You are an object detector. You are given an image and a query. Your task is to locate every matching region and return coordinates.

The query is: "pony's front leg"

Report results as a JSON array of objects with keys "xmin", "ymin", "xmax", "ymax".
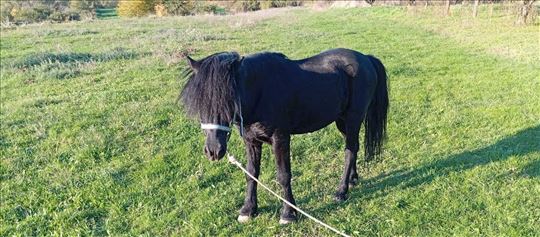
[
  {"xmin": 238, "ymin": 139, "xmax": 262, "ymax": 223},
  {"xmin": 272, "ymin": 132, "xmax": 297, "ymax": 224}
]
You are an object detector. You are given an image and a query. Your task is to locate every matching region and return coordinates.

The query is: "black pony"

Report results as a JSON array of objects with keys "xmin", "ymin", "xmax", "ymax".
[{"xmin": 181, "ymin": 48, "xmax": 389, "ymax": 224}]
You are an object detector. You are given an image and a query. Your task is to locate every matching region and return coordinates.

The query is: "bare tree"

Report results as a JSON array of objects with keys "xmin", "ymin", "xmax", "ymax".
[
  {"xmin": 489, "ymin": 0, "xmax": 494, "ymax": 19},
  {"xmin": 424, "ymin": 0, "xmax": 430, "ymax": 9},
  {"xmin": 517, "ymin": 0, "xmax": 536, "ymax": 24},
  {"xmin": 473, "ymin": 0, "xmax": 480, "ymax": 17},
  {"xmin": 406, "ymin": 0, "xmax": 416, "ymax": 12},
  {"xmin": 445, "ymin": 0, "xmax": 451, "ymax": 16}
]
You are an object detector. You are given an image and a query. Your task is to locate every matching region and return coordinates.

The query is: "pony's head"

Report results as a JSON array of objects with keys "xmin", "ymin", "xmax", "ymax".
[{"xmin": 180, "ymin": 52, "xmax": 242, "ymax": 161}]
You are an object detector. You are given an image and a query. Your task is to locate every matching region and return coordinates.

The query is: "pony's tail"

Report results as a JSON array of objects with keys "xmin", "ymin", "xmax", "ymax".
[{"xmin": 364, "ymin": 55, "xmax": 389, "ymax": 162}]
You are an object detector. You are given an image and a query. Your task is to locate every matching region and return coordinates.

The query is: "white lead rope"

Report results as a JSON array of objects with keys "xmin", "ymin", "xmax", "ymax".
[{"xmin": 227, "ymin": 154, "xmax": 352, "ymax": 237}]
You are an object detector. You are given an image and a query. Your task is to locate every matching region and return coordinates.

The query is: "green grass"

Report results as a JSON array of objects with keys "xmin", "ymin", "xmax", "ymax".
[{"xmin": 1, "ymin": 6, "xmax": 539, "ymax": 236}]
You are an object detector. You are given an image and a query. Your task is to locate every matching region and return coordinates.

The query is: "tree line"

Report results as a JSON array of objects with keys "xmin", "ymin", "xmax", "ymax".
[
  {"xmin": 0, "ymin": 0, "xmax": 536, "ymax": 26},
  {"xmin": 117, "ymin": 0, "xmax": 302, "ymax": 17},
  {"xmin": 0, "ymin": 1, "xmax": 303, "ymax": 24}
]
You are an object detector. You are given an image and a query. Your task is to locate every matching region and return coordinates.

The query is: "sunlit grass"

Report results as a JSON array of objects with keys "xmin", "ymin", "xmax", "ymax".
[{"xmin": 1, "ymin": 6, "xmax": 539, "ymax": 236}]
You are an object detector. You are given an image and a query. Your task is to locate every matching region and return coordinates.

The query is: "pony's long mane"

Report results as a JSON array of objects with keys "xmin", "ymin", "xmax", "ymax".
[{"xmin": 180, "ymin": 52, "xmax": 241, "ymax": 122}]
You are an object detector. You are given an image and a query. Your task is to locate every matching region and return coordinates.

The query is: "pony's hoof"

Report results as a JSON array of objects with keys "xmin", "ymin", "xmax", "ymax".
[
  {"xmin": 237, "ymin": 215, "xmax": 251, "ymax": 223},
  {"xmin": 279, "ymin": 218, "xmax": 295, "ymax": 225},
  {"xmin": 348, "ymin": 179, "xmax": 359, "ymax": 188},
  {"xmin": 334, "ymin": 193, "xmax": 347, "ymax": 202}
]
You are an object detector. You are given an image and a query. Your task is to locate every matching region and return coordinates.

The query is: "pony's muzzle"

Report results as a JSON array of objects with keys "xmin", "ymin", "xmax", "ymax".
[{"xmin": 204, "ymin": 144, "xmax": 226, "ymax": 161}]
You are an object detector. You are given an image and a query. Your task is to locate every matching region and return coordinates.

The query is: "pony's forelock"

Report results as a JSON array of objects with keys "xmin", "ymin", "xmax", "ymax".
[{"xmin": 180, "ymin": 52, "xmax": 241, "ymax": 123}]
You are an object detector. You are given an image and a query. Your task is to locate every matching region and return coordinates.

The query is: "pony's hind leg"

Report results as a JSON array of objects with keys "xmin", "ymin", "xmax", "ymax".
[
  {"xmin": 335, "ymin": 117, "xmax": 362, "ymax": 202},
  {"xmin": 336, "ymin": 119, "xmax": 359, "ymax": 187}
]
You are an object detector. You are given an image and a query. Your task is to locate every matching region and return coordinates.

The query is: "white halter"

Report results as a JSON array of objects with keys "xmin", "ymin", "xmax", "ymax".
[
  {"xmin": 200, "ymin": 123, "xmax": 231, "ymax": 132},
  {"xmin": 200, "ymin": 105, "xmax": 244, "ymax": 136}
]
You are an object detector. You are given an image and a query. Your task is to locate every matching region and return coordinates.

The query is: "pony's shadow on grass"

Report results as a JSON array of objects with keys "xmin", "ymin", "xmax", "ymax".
[
  {"xmin": 520, "ymin": 158, "xmax": 540, "ymax": 177},
  {"xmin": 306, "ymin": 124, "xmax": 540, "ymax": 214}
]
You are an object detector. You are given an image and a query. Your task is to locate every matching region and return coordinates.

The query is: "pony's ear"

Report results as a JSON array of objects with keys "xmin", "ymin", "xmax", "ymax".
[{"xmin": 186, "ymin": 56, "xmax": 201, "ymax": 72}]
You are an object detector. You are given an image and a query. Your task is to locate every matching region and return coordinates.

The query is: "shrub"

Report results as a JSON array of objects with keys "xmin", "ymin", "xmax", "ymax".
[
  {"xmin": 230, "ymin": 0, "xmax": 261, "ymax": 12},
  {"xmin": 48, "ymin": 11, "xmax": 67, "ymax": 22},
  {"xmin": 286, "ymin": 1, "xmax": 303, "ymax": 7},
  {"xmin": 199, "ymin": 4, "xmax": 217, "ymax": 14},
  {"xmin": 195, "ymin": 3, "xmax": 225, "ymax": 15},
  {"xmin": 270, "ymin": 0, "xmax": 288, "ymax": 8},
  {"xmin": 272, "ymin": 0, "xmax": 302, "ymax": 8},
  {"xmin": 160, "ymin": 1, "xmax": 227, "ymax": 16},
  {"xmin": 1, "ymin": 2, "xmax": 16, "ymax": 23},
  {"xmin": 69, "ymin": 0, "xmax": 97, "ymax": 20},
  {"xmin": 118, "ymin": 0, "xmax": 155, "ymax": 17},
  {"xmin": 236, "ymin": 0, "xmax": 300, "ymax": 12},
  {"xmin": 69, "ymin": 0, "xmax": 92, "ymax": 11},
  {"xmin": 65, "ymin": 10, "xmax": 81, "ymax": 21},
  {"xmin": 32, "ymin": 6, "xmax": 53, "ymax": 20},
  {"xmin": 261, "ymin": 0, "xmax": 303, "ymax": 9},
  {"xmin": 161, "ymin": 0, "xmax": 196, "ymax": 16},
  {"xmin": 1, "ymin": 1, "xmax": 83, "ymax": 24},
  {"xmin": 155, "ymin": 3, "xmax": 167, "ymax": 17},
  {"xmin": 242, "ymin": 0, "xmax": 261, "ymax": 12},
  {"xmin": 12, "ymin": 6, "xmax": 52, "ymax": 24},
  {"xmin": 47, "ymin": 10, "xmax": 80, "ymax": 23}
]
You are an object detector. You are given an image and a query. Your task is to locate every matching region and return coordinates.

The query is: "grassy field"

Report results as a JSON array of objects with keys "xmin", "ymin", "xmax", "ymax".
[{"xmin": 1, "ymin": 6, "xmax": 539, "ymax": 236}]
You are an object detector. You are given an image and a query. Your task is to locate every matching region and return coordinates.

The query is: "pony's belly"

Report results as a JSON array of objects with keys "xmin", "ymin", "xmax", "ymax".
[
  {"xmin": 289, "ymin": 91, "xmax": 344, "ymax": 134},
  {"xmin": 290, "ymin": 115, "xmax": 338, "ymax": 134},
  {"xmin": 290, "ymin": 121, "xmax": 334, "ymax": 134}
]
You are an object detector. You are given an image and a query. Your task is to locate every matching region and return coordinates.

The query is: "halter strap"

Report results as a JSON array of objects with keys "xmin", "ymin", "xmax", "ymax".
[
  {"xmin": 200, "ymin": 123, "xmax": 232, "ymax": 132},
  {"xmin": 233, "ymin": 104, "xmax": 245, "ymax": 137}
]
